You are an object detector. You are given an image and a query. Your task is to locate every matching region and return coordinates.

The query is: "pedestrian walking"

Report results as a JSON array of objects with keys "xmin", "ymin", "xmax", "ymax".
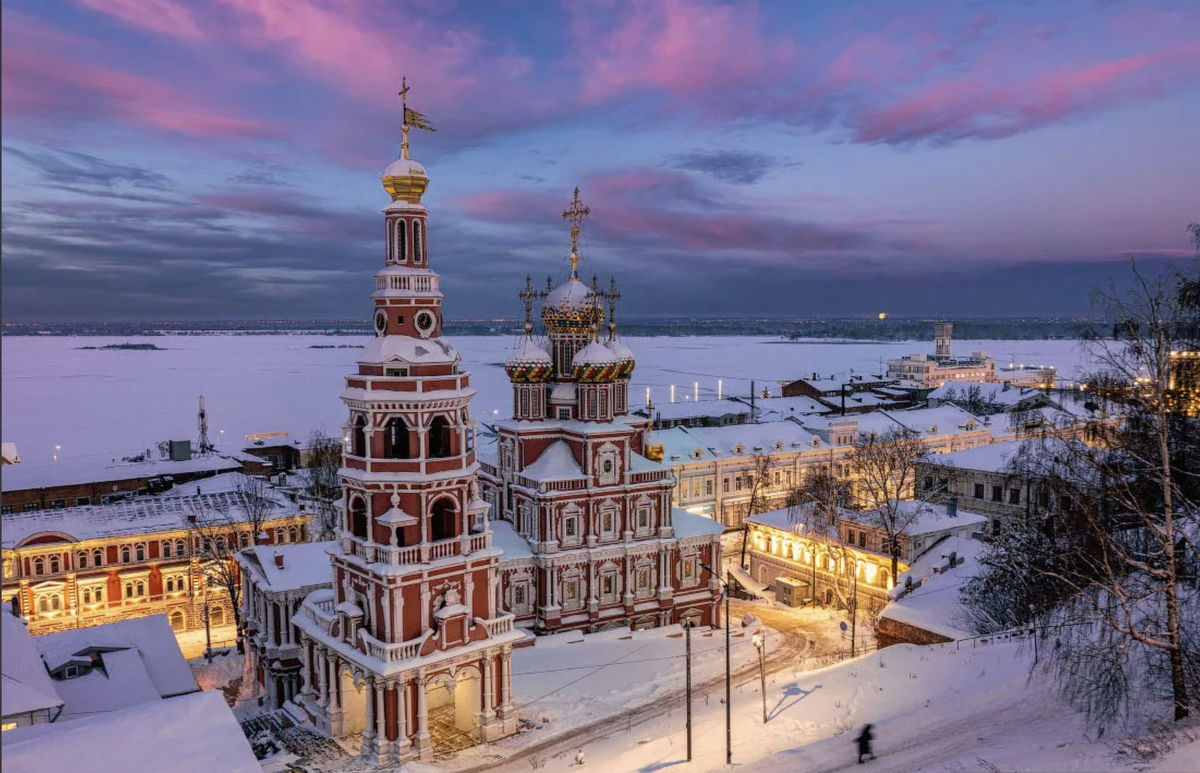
[{"xmin": 855, "ymin": 723, "xmax": 875, "ymax": 764}]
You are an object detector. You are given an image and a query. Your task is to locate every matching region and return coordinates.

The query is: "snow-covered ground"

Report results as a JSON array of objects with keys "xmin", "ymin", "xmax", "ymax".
[
  {"xmin": 477, "ymin": 638, "xmax": 1198, "ymax": 773},
  {"xmin": 0, "ymin": 335, "xmax": 1092, "ymax": 464}
]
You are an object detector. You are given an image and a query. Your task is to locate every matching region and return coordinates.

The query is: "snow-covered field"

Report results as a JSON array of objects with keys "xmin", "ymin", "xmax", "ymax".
[{"xmin": 1, "ymin": 335, "xmax": 1093, "ymax": 464}]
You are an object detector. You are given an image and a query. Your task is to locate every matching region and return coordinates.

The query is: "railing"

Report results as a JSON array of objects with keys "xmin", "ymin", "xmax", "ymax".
[
  {"xmin": 360, "ymin": 629, "xmax": 424, "ymax": 663},
  {"xmin": 480, "ymin": 614, "xmax": 515, "ymax": 638},
  {"xmin": 378, "ymin": 544, "xmax": 422, "ymax": 566},
  {"xmin": 376, "ymin": 274, "xmax": 438, "ymax": 293},
  {"xmin": 429, "ymin": 539, "xmax": 457, "ymax": 560},
  {"xmin": 464, "ymin": 532, "xmax": 491, "ymax": 553}
]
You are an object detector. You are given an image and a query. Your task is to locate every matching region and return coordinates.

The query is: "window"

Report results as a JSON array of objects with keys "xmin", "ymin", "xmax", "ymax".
[
  {"xmin": 135, "ymin": 544, "xmax": 146, "ymax": 561},
  {"xmin": 564, "ymin": 580, "xmax": 578, "ymax": 602},
  {"xmin": 76, "ymin": 551, "xmax": 87, "ymax": 569},
  {"xmin": 49, "ymin": 556, "xmax": 60, "ymax": 574},
  {"xmin": 602, "ymin": 575, "xmax": 615, "ymax": 595},
  {"xmin": 351, "ymin": 414, "xmax": 367, "ymax": 458},
  {"xmin": 637, "ymin": 507, "xmax": 649, "ymax": 529},
  {"xmin": 24, "ymin": 503, "xmax": 38, "ymax": 513},
  {"xmin": 384, "ymin": 417, "xmax": 410, "ymax": 459},
  {"xmin": 923, "ymin": 476, "xmax": 933, "ymax": 491},
  {"xmin": 513, "ymin": 584, "xmax": 526, "ymax": 606},
  {"xmin": 991, "ymin": 485, "xmax": 1003, "ymax": 502},
  {"xmin": 413, "ymin": 221, "xmax": 423, "ymax": 263},
  {"xmin": 846, "ymin": 528, "xmax": 856, "ymax": 545},
  {"xmin": 50, "ymin": 499, "xmax": 65, "ymax": 509},
  {"xmin": 33, "ymin": 557, "xmax": 45, "ymax": 576},
  {"xmin": 564, "ymin": 518, "xmax": 577, "ymax": 538},
  {"xmin": 858, "ymin": 532, "xmax": 866, "ymax": 548},
  {"xmin": 239, "ymin": 533, "xmax": 250, "ymax": 548},
  {"xmin": 210, "ymin": 607, "xmax": 225, "ymax": 626},
  {"xmin": 705, "ymin": 479, "xmax": 713, "ymax": 496},
  {"xmin": 973, "ymin": 483, "xmax": 985, "ymax": 499},
  {"xmin": 722, "ymin": 478, "xmax": 730, "ymax": 494},
  {"xmin": 395, "ymin": 219, "xmax": 407, "ymax": 262},
  {"xmin": 636, "ymin": 569, "xmax": 650, "ymax": 590},
  {"xmin": 427, "ymin": 416, "xmax": 453, "ymax": 458},
  {"xmin": 431, "ymin": 498, "xmax": 456, "ymax": 542},
  {"xmin": 0, "ymin": 506, "xmax": 10, "ymax": 515},
  {"xmin": 91, "ymin": 549, "xmax": 103, "ymax": 567},
  {"xmin": 557, "ymin": 407, "xmax": 571, "ymax": 419},
  {"xmin": 602, "ymin": 511, "xmax": 615, "ymax": 533},
  {"xmin": 175, "ymin": 539, "xmax": 187, "ymax": 556},
  {"xmin": 121, "ymin": 546, "xmax": 131, "ymax": 563},
  {"xmin": 169, "ymin": 610, "xmax": 186, "ymax": 630},
  {"xmin": 162, "ymin": 541, "xmax": 172, "ymax": 558},
  {"xmin": 288, "ymin": 526, "xmax": 298, "ymax": 543},
  {"xmin": 82, "ymin": 586, "xmax": 103, "ymax": 605},
  {"xmin": 1037, "ymin": 490, "xmax": 1050, "ymax": 509},
  {"xmin": 76, "ymin": 497, "xmax": 90, "ymax": 507},
  {"xmin": 1008, "ymin": 488, "xmax": 1020, "ymax": 505}
]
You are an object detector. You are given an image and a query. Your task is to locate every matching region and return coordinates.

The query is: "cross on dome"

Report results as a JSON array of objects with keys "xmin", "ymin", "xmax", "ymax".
[{"xmin": 562, "ymin": 187, "xmax": 591, "ymax": 279}]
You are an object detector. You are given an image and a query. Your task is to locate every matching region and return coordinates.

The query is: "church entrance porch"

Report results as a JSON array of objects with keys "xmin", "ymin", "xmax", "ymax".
[{"xmin": 426, "ymin": 670, "xmax": 483, "ymax": 757}]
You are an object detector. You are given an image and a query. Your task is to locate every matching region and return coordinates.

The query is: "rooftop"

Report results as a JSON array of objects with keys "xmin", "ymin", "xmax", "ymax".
[
  {"xmin": 1, "ymin": 453, "xmax": 245, "ymax": 493},
  {"xmin": 239, "ymin": 541, "xmax": 336, "ymax": 592},
  {"xmin": 640, "ymin": 399, "xmax": 751, "ymax": 422},
  {"xmin": 490, "ymin": 519, "xmax": 534, "ymax": 561},
  {"xmin": 649, "ymin": 422, "xmax": 817, "ymax": 463},
  {"xmin": 881, "ymin": 535, "xmax": 985, "ymax": 640},
  {"xmin": 923, "ymin": 440, "xmax": 1024, "ymax": 474},
  {"xmin": 1, "ymin": 607, "xmax": 62, "ymax": 719},
  {"xmin": 519, "ymin": 440, "xmax": 586, "ymax": 481}
]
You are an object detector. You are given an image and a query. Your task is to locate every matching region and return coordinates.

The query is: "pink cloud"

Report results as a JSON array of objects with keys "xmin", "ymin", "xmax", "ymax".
[
  {"xmin": 72, "ymin": 0, "xmax": 205, "ymax": 40},
  {"xmin": 850, "ymin": 44, "xmax": 1200, "ymax": 144},
  {"xmin": 572, "ymin": 0, "xmax": 796, "ymax": 107}
]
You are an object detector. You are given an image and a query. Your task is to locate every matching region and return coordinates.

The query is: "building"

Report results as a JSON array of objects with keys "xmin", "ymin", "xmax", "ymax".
[
  {"xmin": 996, "ymin": 362, "xmax": 1057, "ymax": 388},
  {"xmin": 885, "ymin": 322, "xmax": 997, "ymax": 389},
  {"xmin": 241, "ymin": 433, "xmax": 304, "ymax": 471},
  {"xmin": 926, "ymin": 381, "xmax": 1057, "ymax": 415},
  {"xmin": 635, "ymin": 399, "xmax": 750, "ymax": 430},
  {"xmin": 1, "ymin": 484, "xmax": 309, "ymax": 637},
  {"xmin": 782, "ymin": 373, "xmax": 895, "ymax": 400},
  {"xmin": 1, "ymin": 690, "xmax": 260, "ymax": 773},
  {"xmin": 877, "ymin": 535, "xmax": 984, "ymax": 646},
  {"xmin": 653, "ymin": 405, "xmax": 993, "ymax": 528},
  {"xmin": 291, "ymin": 104, "xmax": 523, "ymax": 765},
  {"xmin": 1, "ymin": 605, "xmax": 63, "ymax": 730},
  {"xmin": 2, "ymin": 442, "xmax": 20, "ymax": 465},
  {"xmin": 745, "ymin": 500, "xmax": 986, "ymax": 613},
  {"xmin": 1, "ymin": 451, "xmax": 271, "ymax": 514},
  {"xmin": 237, "ymin": 540, "xmax": 334, "ymax": 709},
  {"xmin": 1168, "ymin": 350, "xmax": 1200, "ymax": 417},
  {"xmin": 33, "ymin": 613, "xmax": 199, "ymax": 720},
  {"xmin": 477, "ymin": 189, "xmax": 724, "ymax": 635}
]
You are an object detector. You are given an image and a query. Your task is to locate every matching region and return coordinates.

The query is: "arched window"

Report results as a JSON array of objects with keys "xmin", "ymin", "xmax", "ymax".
[
  {"xmin": 77, "ymin": 551, "xmax": 88, "ymax": 569},
  {"xmin": 395, "ymin": 219, "xmax": 407, "ymax": 262},
  {"xmin": 121, "ymin": 546, "xmax": 131, "ymax": 563},
  {"xmin": 169, "ymin": 610, "xmax": 186, "ymax": 630},
  {"xmin": 162, "ymin": 541, "xmax": 172, "ymax": 558},
  {"xmin": 165, "ymin": 577, "xmax": 174, "ymax": 593},
  {"xmin": 430, "ymin": 498, "xmax": 457, "ymax": 542},
  {"xmin": 135, "ymin": 544, "xmax": 146, "ymax": 562},
  {"xmin": 351, "ymin": 414, "xmax": 367, "ymax": 458},
  {"xmin": 386, "ymin": 219, "xmax": 394, "ymax": 261},
  {"xmin": 383, "ymin": 417, "xmax": 410, "ymax": 459},
  {"xmin": 33, "ymin": 557, "xmax": 44, "ymax": 576},
  {"xmin": 288, "ymin": 526, "xmax": 298, "ymax": 543},
  {"xmin": 274, "ymin": 528, "xmax": 284, "ymax": 544},
  {"xmin": 412, "ymin": 221, "xmax": 422, "ymax": 264},
  {"xmin": 427, "ymin": 416, "xmax": 453, "ymax": 459},
  {"xmin": 137, "ymin": 581, "xmax": 145, "ymax": 597},
  {"xmin": 50, "ymin": 556, "xmax": 60, "ymax": 574},
  {"xmin": 215, "ymin": 536, "xmax": 225, "ymax": 552},
  {"xmin": 239, "ymin": 533, "xmax": 250, "ymax": 548},
  {"xmin": 92, "ymin": 549, "xmax": 103, "ymax": 567},
  {"xmin": 125, "ymin": 582, "xmax": 135, "ymax": 599},
  {"xmin": 210, "ymin": 607, "xmax": 225, "ymax": 626},
  {"xmin": 175, "ymin": 539, "xmax": 186, "ymax": 556},
  {"xmin": 349, "ymin": 497, "xmax": 369, "ymax": 541}
]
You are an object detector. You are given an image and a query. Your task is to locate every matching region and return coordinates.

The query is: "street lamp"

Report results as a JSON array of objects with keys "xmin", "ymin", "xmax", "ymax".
[
  {"xmin": 699, "ymin": 560, "xmax": 732, "ymax": 766},
  {"xmin": 54, "ymin": 445, "xmax": 61, "ymax": 461},
  {"xmin": 752, "ymin": 630, "xmax": 767, "ymax": 723}
]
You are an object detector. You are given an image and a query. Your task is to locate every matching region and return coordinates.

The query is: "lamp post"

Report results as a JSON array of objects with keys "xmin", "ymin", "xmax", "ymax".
[
  {"xmin": 699, "ymin": 561, "xmax": 732, "ymax": 766},
  {"xmin": 752, "ymin": 631, "xmax": 767, "ymax": 723}
]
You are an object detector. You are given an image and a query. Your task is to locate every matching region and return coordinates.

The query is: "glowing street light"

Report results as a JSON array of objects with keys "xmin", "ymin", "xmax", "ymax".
[
  {"xmin": 54, "ymin": 445, "xmax": 61, "ymax": 461},
  {"xmin": 753, "ymin": 631, "xmax": 768, "ymax": 724}
]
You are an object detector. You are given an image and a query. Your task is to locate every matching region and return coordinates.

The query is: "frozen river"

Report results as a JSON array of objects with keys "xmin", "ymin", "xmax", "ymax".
[{"xmin": 1, "ymin": 334, "xmax": 1093, "ymax": 464}]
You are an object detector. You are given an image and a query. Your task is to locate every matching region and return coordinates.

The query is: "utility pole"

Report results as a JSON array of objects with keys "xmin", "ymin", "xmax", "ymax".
[
  {"xmin": 701, "ymin": 561, "xmax": 733, "ymax": 766},
  {"xmin": 685, "ymin": 622, "xmax": 693, "ymax": 762},
  {"xmin": 850, "ymin": 569, "xmax": 858, "ymax": 658},
  {"xmin": 203, "ymin": 595, "xmax": 213, "ymax": 664},
  {"xmin": 750, "ymin": 380, "xmax": 756, "ymax": 423},
  {"xmin": 753, "ymin": 631, "xmax": 767, "ymax": 723}
]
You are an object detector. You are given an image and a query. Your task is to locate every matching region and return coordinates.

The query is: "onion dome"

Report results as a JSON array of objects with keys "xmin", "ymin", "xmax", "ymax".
[
  {"xmin": 542, "ymin": 266, "xmax": 604, "ymax": 335},
  {"xmin": 573, "ymin": 338, "xmax": 620, "ymax": 383},
  {"xmin": 505, "ymin": 324, "xmax": 553, "ymax": 383},
  {"xmin": 382, "ymin": 155, "xmax": 429, "ymax": 205},
  {"xmin": 606, "ymin": 323, "xmax": 636, "ymax": 378}
]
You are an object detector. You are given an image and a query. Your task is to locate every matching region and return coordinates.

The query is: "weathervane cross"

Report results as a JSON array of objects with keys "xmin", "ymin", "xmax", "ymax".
[{"xmin": 562, "ymin": 186, "xmax": 591, "ymax": 277}]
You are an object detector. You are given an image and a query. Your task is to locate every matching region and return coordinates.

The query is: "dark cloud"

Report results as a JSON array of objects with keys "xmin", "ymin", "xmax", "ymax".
[
  {"xmin": 666, "ymin": 150, "xmax": 796, "ymax": 185},
  {"xmin": 3, "ymin": 145, "xmax": 172, "ymax": 190}
]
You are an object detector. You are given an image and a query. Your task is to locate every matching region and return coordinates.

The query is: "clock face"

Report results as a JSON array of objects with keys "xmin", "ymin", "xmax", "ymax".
[
  {"xmin": 373, "ymin": 310, "xmax": 387, "ymax": 336},
  {"xmin": 414, "ymin": 310, "xmax": 436, "ymax": 338}
]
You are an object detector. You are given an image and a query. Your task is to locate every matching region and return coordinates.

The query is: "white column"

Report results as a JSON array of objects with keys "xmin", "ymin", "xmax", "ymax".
[
  {"xmin": 375, "ymin": 682, "xmax": 387, "ymax": 744},
  {"xmin": 398, "ymin": 681, "xmax": 410, "ymax": 747},
  {"xmin": 363, "ymin": 677, "xmax": 377, "ymax": 745}
]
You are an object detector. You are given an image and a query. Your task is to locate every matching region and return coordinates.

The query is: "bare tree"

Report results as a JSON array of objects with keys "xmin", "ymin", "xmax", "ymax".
[
  {"xmin": 739, "ymin": 450, "xmax": 776, "ymax": 569},
  {"xmin": 182, "ymin": 476, "xmax": 281, "ymax": 654},
  {"xmin": 304, "ymin": 429, "xmax": 343, "ymax": 541},
  {"xmin": 847, "ymin": 426, "xmax": 938, "ymax": 579}
]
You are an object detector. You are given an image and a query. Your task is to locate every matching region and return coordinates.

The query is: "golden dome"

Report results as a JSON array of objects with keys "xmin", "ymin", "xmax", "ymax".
[{"xmin": 382, "ymin": 155, "xmax": 428, "ymax": 204}]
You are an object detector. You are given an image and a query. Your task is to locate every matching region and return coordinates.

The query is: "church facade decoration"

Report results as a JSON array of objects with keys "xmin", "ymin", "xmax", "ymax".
[
  {"xmin": 479, "ymin": 189, "xmax": 724, "ymax": 634},
  {"xmin": 293, "ymin": 83, "xmax": 522, "ymax": 765}
]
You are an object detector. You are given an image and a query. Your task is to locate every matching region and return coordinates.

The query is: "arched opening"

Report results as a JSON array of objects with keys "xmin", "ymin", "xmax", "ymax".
[
  {"xmin": 384, "ymin": 417, "xmax": 411, "ymax": 459},
  {"xmin": 351, "ymin": 415, "xmax": 367, "ymax": 458},
  {"xmin": 395, "ymin": 219, "xmax": 407, "ymax": 262},
  {"xmin": 49, "ymin": 556, "xmax": 60, "ymax": 574},
  {"xmin": 210, "ymin": 606, "xmax": 225, "ymax": 626},
  {"xmin": 413, "ymin": 221, "xmax": 423, "ymax": 264},
  {"xmin": 77, "ymin": 551, "xmax": 88, "ymax": 569},
  {"xmin": 340, "ymin": 669, "xmax": 367, "ymax": 736},
  {"xmin": 427, "ymin": 670, "xmax": 481, "ymax": 751},
  {"xmin": 169, "ymin": 610, "xmax": 186, "ymax": 630},
  {"xmin": 288, "ymin": 526, "xmax": 298, "ymax": 543},
  {"xmin": 430, "ymin": 498, "xmax": 457, "ymax": 542},
  {"xmin": 349, "ymin": 496, "xmax": 369, "ymax": 541},
  {"xmin": 428, "ymin": 416, "xmax": 453, "ymax": 459},
  {"xmin": 92, "ymin": 549, "xmax": 104, "ymax": 566}
]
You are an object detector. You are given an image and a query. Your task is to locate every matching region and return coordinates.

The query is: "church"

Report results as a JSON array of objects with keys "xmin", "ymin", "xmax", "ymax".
[{"xmin": 477, "ymin": 190, "xmax": 725, "ymax": 634}]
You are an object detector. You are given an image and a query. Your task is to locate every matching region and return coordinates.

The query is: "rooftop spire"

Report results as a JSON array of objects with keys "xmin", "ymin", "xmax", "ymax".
[
  {"xmin": 398, "ymin": 75, "xmax": 436, "ymax": 161},
  {"xmin": 562, "ymin": 187, "xmax": 591, "ymax": 279}
]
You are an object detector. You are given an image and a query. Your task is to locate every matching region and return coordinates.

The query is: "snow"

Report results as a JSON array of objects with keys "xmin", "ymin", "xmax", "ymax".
[
  {"xmin": 0, "ymin": 336, "xmax": 1095, "ymax": 465},
  {"xmin": 672, "ymin": 508, "xmax": 725, "ymax": 539},
  {"xmin": 520, "ymin": 440, "xmax": 585, "ymax": 481},
  {"xmin": 875, "ymin": 500, "xmax": 989, "ymax": 537},
  {"xmin": 243, "ymin": 541, "xmax": 336, "ymax": 591},
  {"xmin": 2, "ymin": 441, "xmax": 20, "ymax": 463},
  {"xmin": 34, "ymin": 614, "xmax": 198, "ymax": 703},
  {"xmin": 545, "ymin": 277, "xmax": 595, "ymax": 308},
  {"xmin": 0, "ymin": 453, "xmax": 244, "ymax": 493},
  {"xmin": 490, "ymin": 518, "xmax": 534, "ymax": 560},
  {"xmin": 52, "ymin": 648, "xmax": 164, "ymax": 719},
  {"xmin": 881, "ymin": 536, "xmax": 986, "ymax": 640},
  {"xmin": 640, "ymin": 398, "xmax": 751, "ymax": 421},
  {"xmin": 651, "ymin": 421, "xmax": 816, "ymax": 463},
  {"xmin": 357, "ymin": 335, "xmax": 459, "ymax": 365},
  {"xmin": 924, "ymin": 439, "xmax": 1023, "ymax": 473},
  {"xmin": 0, "ymin": 489, "xmax": 289, "ymax": 547},
  {"xmin": 572, "ymin": 340, "xmax": 616, "ymax": 367},
  {"xmin": 755, "ymin": 395, "xmax": 837, "ymax": 419},
  {"xmin": 1, "ymin": 607, "xmax": 62, "ymax": 718},
  {"xmin": 0, "ymin": 690, "xmax": 260, "ymax": 773},
  {"xmin": 505, "ymin": 335, "xmax": 551, "ymax": 365}
]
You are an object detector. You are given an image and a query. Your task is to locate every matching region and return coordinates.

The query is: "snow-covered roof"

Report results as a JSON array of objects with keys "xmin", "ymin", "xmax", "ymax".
[
  {"xmin": 1, "ymin": 454, "xmax": 244, "ymax": 493},
  {"xmin": 2, "ymin": 442, "xmax": 20, "ymax": 464},
  {"xmin": 644, "ymin": 399, "xmax": 750, "ymax": 422},
  {"xmin": 801, "ymin": 404, "xmax": 987, "ymax": 440},
  {"xmin": 881, "ymin": 536, "xmax": 985, "ymax": 640},
  {"xmin": 545, "ymin": 277, "xmax": 595, "ymax": 309},
  {"xmin": 672, "ymin": 508, "xmax": 725, "ymax": 539},
  {"xmin": 1, "ymin": 607, "xmax": 62, "ymax": 719},
  {"xmin": 357, "ymin": 336, "xmax": 459, "ymax": 366},
  {"xmin": 650, "ymin": 422, "xmax": 817, "ymax": 463},
  {"xmin": 749, "ymin": 395, "xmax": 828, "ymax": 420},
  {"xmin": 861, "ymin": 500, "xmax": 989, "ymax": 537},
  {"xmin": 239, "ymin": 541, "xmax": 335, "ymax": 592},
  {"xmin": 927, "ymin": 381, "xmax": 1051, "ymax": 412},
  {"xmin": 748, "ymin": 504, "xmax": 849, "ymax": 538},
  {"xmin": 924, "ymin": 440, "xmax": 1024, "ymax": 474},
  {"xmin": 491, "ymin": 519, "xmax": 534, "ymax": 561},
  {"xmin": 519, "ymin": 441, "xmax": 585, "ymax": 481},
  {"xmin": 34, "ymin": 615, "xmax": 196, "ymax": 703},
  {"xmin": 505, "ymin": 336, "xmax": 551, "ymax": 366},
  {"xmin": 1, "ymin": 489, "xmax": 295, "ymax": 548},
  {"xmin": 629, "ymin": 452, "xmax": 666, "ymax": 473},
  {"xmin": 573, "ymin": 340, "xmax": 617, "ymax": 367},
  {"xmin": 0, "ymin": 690, "xmax": 260, "ymax": 773}
]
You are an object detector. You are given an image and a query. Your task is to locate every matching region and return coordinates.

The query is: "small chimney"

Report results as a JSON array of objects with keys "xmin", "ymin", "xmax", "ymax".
[
  {"xmin": 256, "ymin": 531, "xmax": 270, "ymax": 546},
  {"xmin": 273, "ymin": 553, "xmax": 284, "ymax": 569},
  {"xmin": 187, "ymin": 514, "xmax": 196, "ymax": 524},
  {"xmin": 947, "ymin": 496, "xmax": 958, "ymax": 518}
]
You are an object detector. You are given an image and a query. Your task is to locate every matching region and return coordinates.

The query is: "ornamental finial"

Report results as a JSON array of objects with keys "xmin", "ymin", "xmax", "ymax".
[
  {"xmin": 562, "ymin": 187, "xmax": 591, "ymax": 278},
  {"xmin": 398, "ymin": 76, "xmax": 436, "ymax": 161}
]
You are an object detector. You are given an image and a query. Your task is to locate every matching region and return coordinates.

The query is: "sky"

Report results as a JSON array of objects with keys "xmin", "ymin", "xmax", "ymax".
[{"xmin": 2, "ymin": 0, "xmax": 1198, "ymax": 322}]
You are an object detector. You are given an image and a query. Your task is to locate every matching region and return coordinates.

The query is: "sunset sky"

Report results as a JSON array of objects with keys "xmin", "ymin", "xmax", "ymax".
[{"xmin": 2, "ymin": 0, "xmax": 1198, "ymax": 321}]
